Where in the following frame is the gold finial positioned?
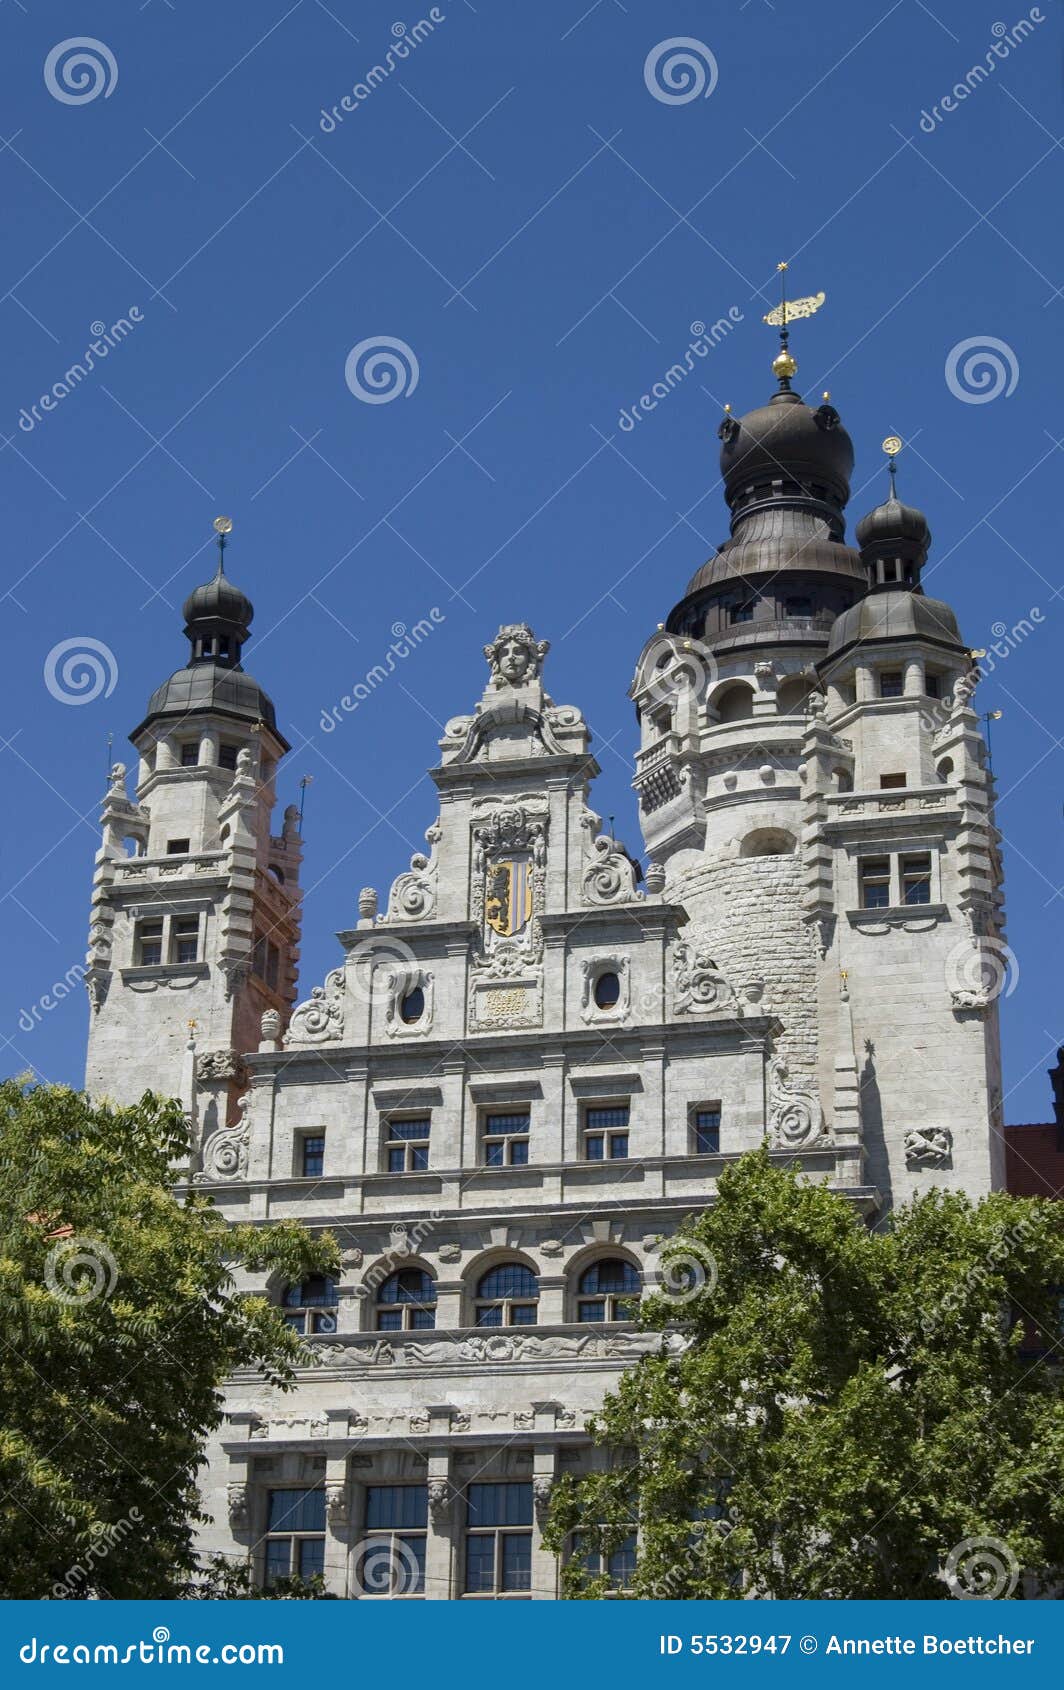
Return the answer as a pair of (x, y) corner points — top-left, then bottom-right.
(822, 390), (831, 401)
(763, 262), (826, 390)
(723, 403), (731, 413)
(213, 516), (233, 535)
(882, 435), (903, 498)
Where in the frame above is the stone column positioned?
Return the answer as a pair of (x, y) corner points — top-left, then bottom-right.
(323, 1452), (350, 1596)
(904, 656), (923, 697)
(424, 1421), (456, 1600)
(531, 1437), (560, 1599)
(854, 662), (874, 704)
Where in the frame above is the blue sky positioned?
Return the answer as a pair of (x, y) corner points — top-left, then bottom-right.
(1, 0), (1061, 1122)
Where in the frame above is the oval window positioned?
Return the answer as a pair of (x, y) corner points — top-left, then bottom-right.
(593, 971), (621, 1010)
(399, 986), (425, 1024)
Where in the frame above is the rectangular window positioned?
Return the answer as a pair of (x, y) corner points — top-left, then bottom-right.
(301, 1134), (325, 1179)
(166, 838), (190, 856)
(859, 857), (892, 910)
(571, 1531), (637, 1592)
(464, 1484), (533, 1597)
(784, 596), (812, 617)
(879, 772), (906, 790)
(358, 1485), (427, 1597)
(731, 599), (755, 624)
(901, 853), (932, 906)
(171, 916), (199, 965)
(925, 673), (941, 699)
(219, 743), (240, 771)
(252, 935), (281, 991)
(264, 1488), (326, 1587)
(180, 741), (199, 767)
(482, 1111), (530, 1168)
(136, 919), (163, 967)
(582, 1104), (630, 1161)
(691, 1106), (721, 1155)
(385, 1117), (430, 1173)
(878, 670), (904, 699)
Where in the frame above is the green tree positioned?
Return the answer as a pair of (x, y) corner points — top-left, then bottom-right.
(545, 1149), (1064, 1599)
(0, 1078), (337, 1598)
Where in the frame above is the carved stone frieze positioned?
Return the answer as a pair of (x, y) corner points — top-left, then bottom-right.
(905, 1126), (952, 1168)
(387, 821), (442, 922)
(286, 968), (345, 1045)
(767, 1058), (829, 1150)
(671, 936), (740, 1017)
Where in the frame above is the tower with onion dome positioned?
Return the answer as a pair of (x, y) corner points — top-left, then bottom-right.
(84, 519), (303, 1144)
(631, 276), (1005, 1200)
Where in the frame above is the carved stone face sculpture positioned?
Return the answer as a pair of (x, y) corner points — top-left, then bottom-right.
(483, 623), (549, 688)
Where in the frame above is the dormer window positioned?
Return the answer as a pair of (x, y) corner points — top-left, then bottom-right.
(180, 741), (199, 767)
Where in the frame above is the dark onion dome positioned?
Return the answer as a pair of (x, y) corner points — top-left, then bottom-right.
(135, 662), (286, 745)
(182, 565), (253, 634)
(855, 494), (931, 568)
(720, 388), (854, 511)
(825, 589), (965, 663)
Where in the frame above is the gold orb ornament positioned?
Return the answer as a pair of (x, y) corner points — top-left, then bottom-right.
(881, 436), (903, 458)
(772, 349), (798, 381)
(213, 515), (233, 535)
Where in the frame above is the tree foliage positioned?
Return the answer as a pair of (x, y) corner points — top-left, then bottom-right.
(0, 1078), (336, 1598)
(545, 1149), (1064, 1599)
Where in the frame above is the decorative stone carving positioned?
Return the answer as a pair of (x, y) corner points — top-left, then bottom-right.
(540, 1239), (564, 1258)
(437, 1241), (462, 1263)
(286, 968), (345, 1045)
(767, 1058), (829, 1150)
(581, 815), (642, 905)
(644, 861), (666, 895)
(221, 960), (248, 1002)
(84, 970), (111, 1015)
(472, 804), (548, 868)
(260, 1009), (281, 1046)
(427, 1479), (452, 1523)
(196, 1094), (253, 1182)
(671, 938), (740, 1017)
(358, 886), (378, 923)
(341, 1245), (364, 1267)
(905, 1126), (952, 1168)
(408, 1411), (430, 1434)
(579, 955), (631, 1024)
(383, 967), (434, 1039)
(196, 1049), (245, 1084)
(532, 1476), (553, 1523)
(325, 1482), (348, 1527)
(483, 623), (549, 688)
(387, 822), (441, 922)
(227, 1483), (249, 1531)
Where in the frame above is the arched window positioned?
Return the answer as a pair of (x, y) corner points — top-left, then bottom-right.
(739, 827), (796, 859)
(377, 1268), (436, 1332)
(714, 683), (754, 724)
(593, 970), (621, 1011)
(576, 1259), (640, 1324)
(399, 986), (425, 1024)
(281, 1276), (337, 1336)
(475, 1263), (539, 1327)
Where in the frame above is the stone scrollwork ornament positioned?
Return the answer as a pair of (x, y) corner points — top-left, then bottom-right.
(767, 1058), (828, 1149)
(196, 1048), (245, 1084)
(196, 1093), (253, 1182)
(387, 821), (442, 922)
(671, 937), (740, 1016)
(286, 968), (345, 1045)
(580, 813), (642, 906)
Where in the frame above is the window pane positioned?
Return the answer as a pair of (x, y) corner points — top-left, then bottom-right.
(610, 1135), (629, 1159)
(509, 1139), (529, 1166)
(578, 1300), (605, 1322)
(464, 1534), (495, 1593)
(366, 1485), (428, 1530)
(484, 1113), (530, 1134)
(484, 1141), (504, 1167)
(398, 1534), (426, 1594)
(302, 1137), (324, 1177)
(410, 1308), (435, 1330)
(694, 1109), (720, 1153)
(580, 1259), (640, 1295)
(298, 1538), (325, 1580)
(387, 1147), (406, 1173)
(388, 1120), (431, 1141)
(862, 881), (891, 910)
(478, 1263), (538, 1301)
(410, 1144), (429, 1171)
(476, 1304), (503, 1327)
(268, 1488), (325, 1533)
(377, 1310), (402, 1331)
(608, 1535), (637, 1587)
(585, 1136), (604, 1159)
(468, 1483), (533, 1527)
(511, 1303), (537, 1325)
(263, 1540), (291, 1586)
(501, 1532), (532, 1591)
(586, 1106), (630, 1129)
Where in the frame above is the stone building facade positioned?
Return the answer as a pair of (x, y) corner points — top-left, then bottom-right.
(84, 348), (1007, 1598)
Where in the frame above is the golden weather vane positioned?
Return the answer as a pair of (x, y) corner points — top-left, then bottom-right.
(762, 262), (826, 389)
(213, 514), (233, 570)
(882, 434), (903, 497)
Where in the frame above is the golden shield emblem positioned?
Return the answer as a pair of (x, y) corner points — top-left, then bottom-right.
(485, 857), (532, 938)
